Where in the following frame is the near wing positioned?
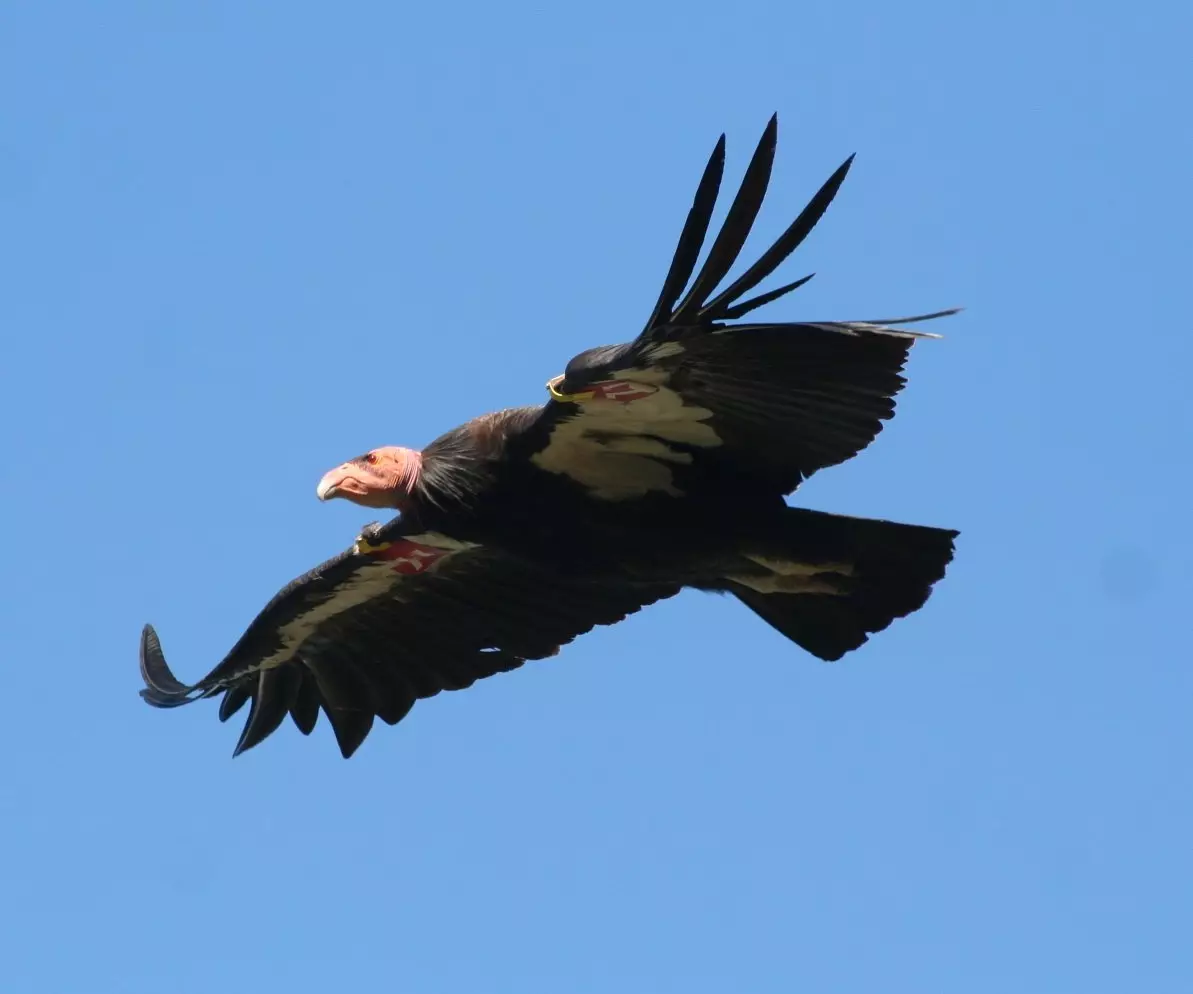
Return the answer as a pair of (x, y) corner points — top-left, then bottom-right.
(533, 113), (959, 499)
(140, 525), (679, 758)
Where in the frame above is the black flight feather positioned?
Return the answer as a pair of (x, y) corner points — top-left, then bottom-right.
(641, 133), (726, 335)
(700, 153), (855, 321)
(233, 666), (302, 757)
(218, 683), (251, 722)
(718, 272), (816, 321)
(289, 677), (321, 736)
(138, 537), (679, 758)
(670, 114), (779, 327)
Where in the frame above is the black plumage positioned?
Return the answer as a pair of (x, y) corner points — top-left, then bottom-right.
(140, 115), (960, 758)
(142, 524), (680, 757)
(532, 113), (957, 502)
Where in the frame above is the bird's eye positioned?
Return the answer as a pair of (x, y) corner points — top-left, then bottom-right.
(365, 452), (378, 465)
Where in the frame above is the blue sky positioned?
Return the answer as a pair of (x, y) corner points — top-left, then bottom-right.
(2, 2), (1190, 991)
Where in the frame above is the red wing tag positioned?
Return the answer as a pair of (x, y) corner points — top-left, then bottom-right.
(377, 540), (449, 575)
(589, 380), (659, 403)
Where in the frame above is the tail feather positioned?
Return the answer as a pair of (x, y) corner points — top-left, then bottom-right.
(728, 508), (958, 661)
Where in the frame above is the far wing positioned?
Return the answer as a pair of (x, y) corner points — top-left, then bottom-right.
(140, 524), (678, 758)
(530, 115), (957, 499)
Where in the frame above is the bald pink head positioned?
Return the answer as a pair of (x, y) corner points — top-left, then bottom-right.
(316, 446), (423, 510)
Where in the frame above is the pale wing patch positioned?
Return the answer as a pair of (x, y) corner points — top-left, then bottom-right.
(574, 367), (717, 438)
(730, 574), (846, 595)
(533, 426), (683, 500)
(593, 374), (722, 447)
(730, 556), (855, 595)
(257, 533), (479, 672)
(598, 437), (694, 462)
(535, 372), (725, 499)
(745, 555), (854, 577)
(606, 367), (671, 386)
(404, 532), (482, 553)
(256, 560), (402, 672)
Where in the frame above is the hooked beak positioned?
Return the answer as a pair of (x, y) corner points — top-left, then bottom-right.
(315, 476), (340, 501)
(316, 467), (362, 502)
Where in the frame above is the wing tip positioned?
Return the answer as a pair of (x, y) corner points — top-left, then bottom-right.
(693, 133), (856, 324)
(138, 622), (196, 707)
(855, 307), (965, 338)
(670, 112), (785, 325)
(324, 708), (375, 759)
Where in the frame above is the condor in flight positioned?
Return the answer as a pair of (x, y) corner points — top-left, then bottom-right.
(140, 115), (960, 759)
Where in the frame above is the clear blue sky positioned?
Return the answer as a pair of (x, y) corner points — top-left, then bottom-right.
(2, 2), (1190, 991)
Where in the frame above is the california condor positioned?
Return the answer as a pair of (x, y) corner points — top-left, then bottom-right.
(140, 115), (960, 759)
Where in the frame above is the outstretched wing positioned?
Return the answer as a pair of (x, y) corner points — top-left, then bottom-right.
(528, 114), (958, 500)
(140, 524), (679, 758)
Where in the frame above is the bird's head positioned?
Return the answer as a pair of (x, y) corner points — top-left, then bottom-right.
(316, 446), (423, 509)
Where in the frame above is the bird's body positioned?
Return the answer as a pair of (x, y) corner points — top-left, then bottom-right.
(140, 115), (961, 759)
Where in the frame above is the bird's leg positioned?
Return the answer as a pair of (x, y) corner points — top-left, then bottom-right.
(353, 521), (388, 554)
